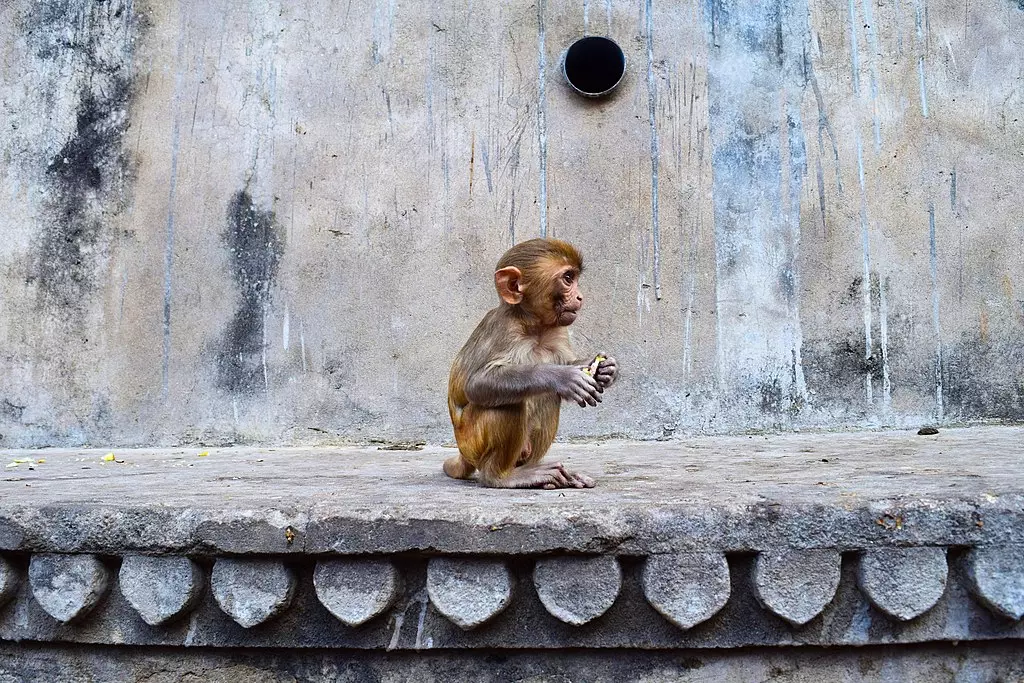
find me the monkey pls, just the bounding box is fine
[445,238,618,489]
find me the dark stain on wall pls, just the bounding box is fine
[801,273,885,413]
[22,0,141,316]
[943,333,1024,420]
[36,80,132,311]
[217,191,285,395]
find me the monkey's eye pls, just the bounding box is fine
[562,272,574,285]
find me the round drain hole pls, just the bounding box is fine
[562,36,626,97]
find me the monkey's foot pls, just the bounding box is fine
[443,456,475,480]
[496,461,595,489]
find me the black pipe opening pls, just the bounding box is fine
[563,36,626,97]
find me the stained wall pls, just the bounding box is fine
[0,0,1021,446]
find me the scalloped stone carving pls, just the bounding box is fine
[119,556,204,626]
[642,553,730,630]
[28,554,110,623]
[858,547,948,621]
[0,556,19,609]
[965,546,1024,620]
[754,549,842,626]
[533,555,621,625]
[211,558,296,628]
[313,558,401,626]
[426,558,512,630]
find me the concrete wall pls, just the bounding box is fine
[0,0,1021,447]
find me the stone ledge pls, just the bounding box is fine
[0,427,1021,557]
[0,426,1021,650]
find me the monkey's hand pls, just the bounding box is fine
[550,365,603,407]
[591,353,618,389]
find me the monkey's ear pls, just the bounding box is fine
[495,266,524,305]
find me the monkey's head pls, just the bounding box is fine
[494,238,584,327]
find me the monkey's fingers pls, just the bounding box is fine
[595,361,617,387]
[570,471,596,488]
[541,462,572,488]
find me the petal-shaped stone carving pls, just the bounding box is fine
[965,546,1024,620]
[0,556,19,609]
[858,547,947,621]
[28,554,110,623]
[119,556,204,626]
[754,549,842,626]
[211,558,296,628]
[426,557,512,630]
[642,553,730,630]
[313,558,401,626]
[533,555,621,625]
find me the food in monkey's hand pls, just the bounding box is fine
[583,355,607,376]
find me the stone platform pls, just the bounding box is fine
[1,427,1023,680]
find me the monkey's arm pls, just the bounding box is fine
[464,363,603,408]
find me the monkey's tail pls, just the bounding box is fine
[443,456,475,480]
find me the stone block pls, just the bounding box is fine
[313,558,400,626]
[753,549,841,626]
[858,547,948,621]
[533,555,621,625]
[210,558,296,628]
[118,555,204,626]
[0,556,18,609]
[642,552,730,630]
[965,546,1024,620]
[426,558,512,630]
[28,554,110,623]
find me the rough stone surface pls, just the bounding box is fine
[4,640,1024,683]
[426,558,512,630]
[533,555,621,625]
[312,558,400,626]
[210,559,295,628]
[27,554,109,623]
[0,428,1022,557]
[858,547,948,621]
[965,546,1024,620]
[642,553,730,630]
[118,556,204,627]
[754,549,842,626]
[0,558,16,610]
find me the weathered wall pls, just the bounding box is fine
[0,0,1021,447]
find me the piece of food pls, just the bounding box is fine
[583,355,607,376]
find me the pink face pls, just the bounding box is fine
[553,266,582,326]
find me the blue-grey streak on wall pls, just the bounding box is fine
[703,0,809,411]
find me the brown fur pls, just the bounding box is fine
[447,239,584,486]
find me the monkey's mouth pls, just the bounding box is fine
[558,308,580,324]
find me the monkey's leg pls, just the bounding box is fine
[522,397,595,489]
[463,405,578,490]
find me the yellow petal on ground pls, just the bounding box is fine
[36,459,45,464]
[198,451,209,457]
[13,458,32,464]
[102,453,115,462]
